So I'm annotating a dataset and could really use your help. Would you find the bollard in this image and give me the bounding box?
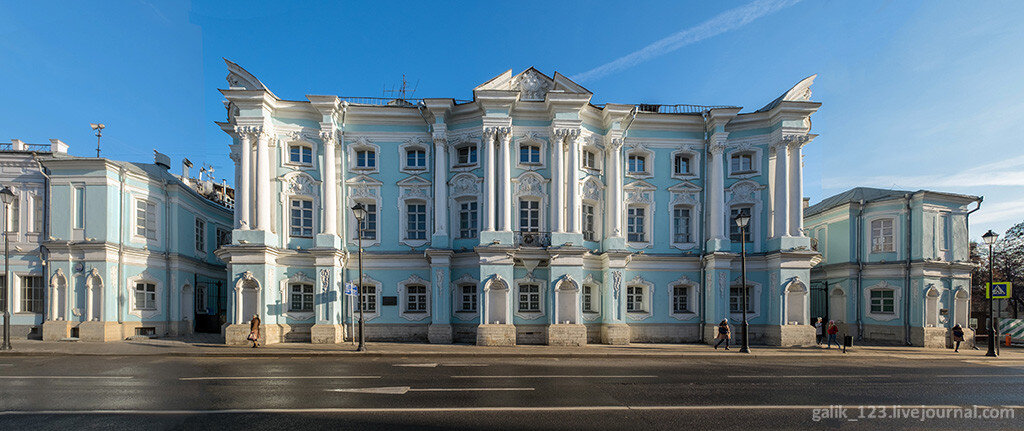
[1,310,10,350]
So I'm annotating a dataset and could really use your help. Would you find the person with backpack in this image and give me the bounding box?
[714,319,731,350]
[826,320,839,349]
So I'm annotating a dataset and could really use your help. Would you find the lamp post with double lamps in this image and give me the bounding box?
[982,229,999,357]
[0,186,14,351]
[734,210,751,354]
[352,203,367,352]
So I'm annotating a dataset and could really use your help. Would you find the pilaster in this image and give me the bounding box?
[427,249,454,343]
[432,129,450,248]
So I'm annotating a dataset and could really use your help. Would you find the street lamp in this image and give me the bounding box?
[982,229,999,357]
[90,123,105,158]
[734,209,751,354]
[352,202,367,352]
[0,186,14,351]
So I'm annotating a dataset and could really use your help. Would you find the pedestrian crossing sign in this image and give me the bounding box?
[986,282,1011,299]
[344,283,358,296]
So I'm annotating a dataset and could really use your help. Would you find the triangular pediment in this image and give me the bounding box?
[223,58,278,98]
[345,174,383,186]
[668,181,702,193]
[624,180,655,190]
[475,67,591,101]
[396,175,432,187]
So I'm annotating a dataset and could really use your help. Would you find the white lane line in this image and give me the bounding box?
[452,375,658,379]
[0,376,133,379]
[393,363,438,368]
[726,375,892,378]
[1,404,1007,415]
[326,386,534,394]
[179,376,381,381]
[441,364,489,367]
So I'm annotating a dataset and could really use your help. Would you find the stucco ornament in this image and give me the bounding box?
[434,269,445,293]
[517,70,550,101]
[450,174,480,197]
[320,269,330,293]
[285,173,318,196]
[515,173,546,197]
[612,271,621,299]
[582,178,603,202]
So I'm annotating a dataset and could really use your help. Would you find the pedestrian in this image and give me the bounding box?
[714,319,731,350]
[826,320,839,349]
[952,324,965,353]
[814,317,824,345]
[248,314,261,348]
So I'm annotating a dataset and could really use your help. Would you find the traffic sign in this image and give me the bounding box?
[344,283,358,296]
[986,282,1011,299]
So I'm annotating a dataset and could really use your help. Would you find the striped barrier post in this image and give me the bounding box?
[998,319,1024,346]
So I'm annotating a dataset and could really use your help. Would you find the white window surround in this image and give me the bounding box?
[670,148,700,179]
[580,176,605,242]
[728,277,762,321]
[29,194,43,234]
[397,175,433,247]
[952,287,970,327]
[449,173,483,239]
[512,172,549,232]
[195,217,207,253]
[350,274,382,321]
[515,136,547,170]
[347,137,380,174]
[624,276,653,321]
[864,281,901,322]
[668,182,702,250]
[923,284,940,327]
[514,275,546,321]
[865,213,901,257]
[623,180,655,249]
[279,272,315,321]
[398,138,430,174]
[725,180,764,252]
[783,278,809,325]
[346,175,383,247]
[449,138,481,172]
[132,196,161,245]
[279,130,320,170]
[285,141,315,168]
[624,145,654,179]
[581,274,601,321]
[829,286,847,324]
[726,145,762,179]
[580,145,603,172]
[451,273,480,321]
[126,272,161,319]
[12,273,44,314]
[398,274,431,322]
[281,171,321,240]
[667,276,698,321]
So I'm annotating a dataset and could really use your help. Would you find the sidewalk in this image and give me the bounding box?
[2,337,1021,360]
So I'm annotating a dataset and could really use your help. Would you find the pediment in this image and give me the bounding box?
[345,174,383,186]
[223,58,278,98]
[624,180,655,190]
[668,182,702,193]
[475,67,591,101]
[397,175,432,187]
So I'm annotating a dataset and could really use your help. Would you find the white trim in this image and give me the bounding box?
[670,147,700,180]
[923,284,940,327]
[726,180,765,252]
[581,274,601,321]
[624,145,654,179]
[512,172,549,232]
[451,273,480,322]
[864,281,901,322]
[580,176,605,243]
[729,277,762,321]
[398,138,430,174]
[625,275,653,321]
[449,137,481,172]
[397,176,432,247]
[131,196,162,246]
[726,145,762,179]
[554,275,581,325]
[346,175,382,247]
[668,182,702,250]
[347,137,380,174]
[351,274,382,322]
[623,180,655,248]
[280,272,315,322]
[782,277,808,325]
[514,274,545,321]
[398,274,431,321]
[127,271,161,319]
[866,214,900,256]
[283,140,316,169]
[667,276,698,321]
[514,134,547,170]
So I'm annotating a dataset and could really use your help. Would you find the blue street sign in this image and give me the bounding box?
[344,283,358,296]
[987,282,1011,299]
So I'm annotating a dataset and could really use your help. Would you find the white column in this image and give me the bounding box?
[568,135,581,233]
[433,134,448,236]
[500,130,512,231]
[255,129,272,231]
[482,130,496,232]
[236,128,252,229]
[773,140,790,238]
[550,133,564,233]
[789,138,804,237]
[607,138,623,238]
[321,132,338,236]
[708,139,726,240]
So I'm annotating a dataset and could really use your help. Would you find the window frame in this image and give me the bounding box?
[518,198,541,233]
[518,143,542,166]
[514,277,546,320]
[627,205,647,243]
[134,282,157,311]
[672,205,693,244]
[287,143,314,166]
[30,195,44,234]
[869,217,896,254]
[458,200,479,239]
[133,197,159,243]
[289,198,315,238]
[288,282,315,312]
[451,141,480,171]
[194,217,207,253]
[668,277,698,320]
[19,275,43,314]
[729,206,754,244]
[726,146,763,179]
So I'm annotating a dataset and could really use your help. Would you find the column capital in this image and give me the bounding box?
[605,137,623,153]
[782,133,815,150]
[432,131,448,147]
[234,125,264,141]
[552,128,580,141]
[320,130,338,147]
[484,126,510,138]
[708,139,727,156]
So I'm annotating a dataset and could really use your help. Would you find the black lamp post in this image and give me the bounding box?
[734,210,751,354]
[982,229,999,357]
[0,186,14,351]
[352,202,367,352]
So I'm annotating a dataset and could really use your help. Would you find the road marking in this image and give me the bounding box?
[179,376,381,381]
[0,376,133,380]
[441,363,489,367]
[726,375,893,378]
[393,363,438,368]
[2,404,1012,415]
[452,375,658,379]
[394,363,489,368]
[326,386,534,394]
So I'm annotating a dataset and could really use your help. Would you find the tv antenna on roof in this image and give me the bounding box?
[382,75,419,100]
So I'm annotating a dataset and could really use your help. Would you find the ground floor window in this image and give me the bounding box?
[626,286,646,312]
[460,284,477,312]
[518,284,540,312]
[134,282,157,311]
[406,285,427,313]
[20,276,43,313]
[672,285,689,313]
[289,283,314,312]
[360,285,376,312]
[582,285,594,312]
[729,285,753,313]
[870,289,895,314]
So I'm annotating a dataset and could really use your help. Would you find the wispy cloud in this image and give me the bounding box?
[571,0,803,82]
[823,154,1024,190]
[971,198,1024,225]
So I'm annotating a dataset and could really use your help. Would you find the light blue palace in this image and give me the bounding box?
[218,60,823,346]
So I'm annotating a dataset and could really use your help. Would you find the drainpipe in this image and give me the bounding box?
[904,193,912,346]
[31,155,51,322]
[164,179,172,335]
[698,110,711,342]
[117,166,126,324]
[855,199,864,340]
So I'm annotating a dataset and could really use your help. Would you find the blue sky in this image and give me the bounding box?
[2,0,1023,238]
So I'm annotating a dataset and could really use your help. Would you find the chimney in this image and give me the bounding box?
[153,150,171,170]
[49,139,69,154]
[11,139,26,151]
[182,158,193,178]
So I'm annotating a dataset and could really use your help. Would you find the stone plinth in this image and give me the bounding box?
[42,320,73,341]
[476,324,516,346]
[427,324,453,344]
[547,323,587,346]
[311,323,345,344]
[79,321,122,342]
[765,324,816,346]
[911,326,948,348]
[225,324,281,346]
[600,323,631,345]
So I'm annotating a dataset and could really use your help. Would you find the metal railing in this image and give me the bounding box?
[515,231,551,247]
[635,103,740,114]
[339,96,473,107]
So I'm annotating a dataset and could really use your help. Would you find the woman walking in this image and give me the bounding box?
[714,319,731,350]
[952,324,965,353]
[248,314,261,348]
[814,317,824,345]
[826,320,839,349]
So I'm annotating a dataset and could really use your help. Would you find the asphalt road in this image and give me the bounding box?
[0,353,1022,430]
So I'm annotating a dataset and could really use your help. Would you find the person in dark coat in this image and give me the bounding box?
[952,324,965,353]
[826,320,839,348]
[714,319,731,350]
[248,315,261,348]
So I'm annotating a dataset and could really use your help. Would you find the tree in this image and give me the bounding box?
[976,221,1024,318]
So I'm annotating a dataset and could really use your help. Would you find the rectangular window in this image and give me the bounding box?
[356,150,376,168]
[460,284,477,312]
[627,154,646,173]
[626,286,645,312]
[135,199,158,240]
[729,207,752,243]
[519,200,540,232]
[134,282,157,311]
[457,146,477,165]
[674,154,690,175]
[627,206,645,242]
[459,201,478,239]
[406,203,427,240]
[289,145,312,165]
[730,153,753,173]
[518,284,540,312]
[195,218,206,252]
[871,218,894,253]
[30,196,43,233]
[673,286,689,313]
[582,285,593,312]
[582,204,596,241]
[289,283,314,312]
[406,149,426,168]
[519,145,540,164]
[74,186,85,229]
[7,198,18,233]
[20,276,43,313]
[290,199,314,238]
[216,228,231,248]
[359,204,377,240]
[941,215,951,251]
[360,285,376,312]
[406,285,427,312]
[870,290,895,314]
[729,285,754,313]
[583,150,597,170]
[673,207,691,243]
